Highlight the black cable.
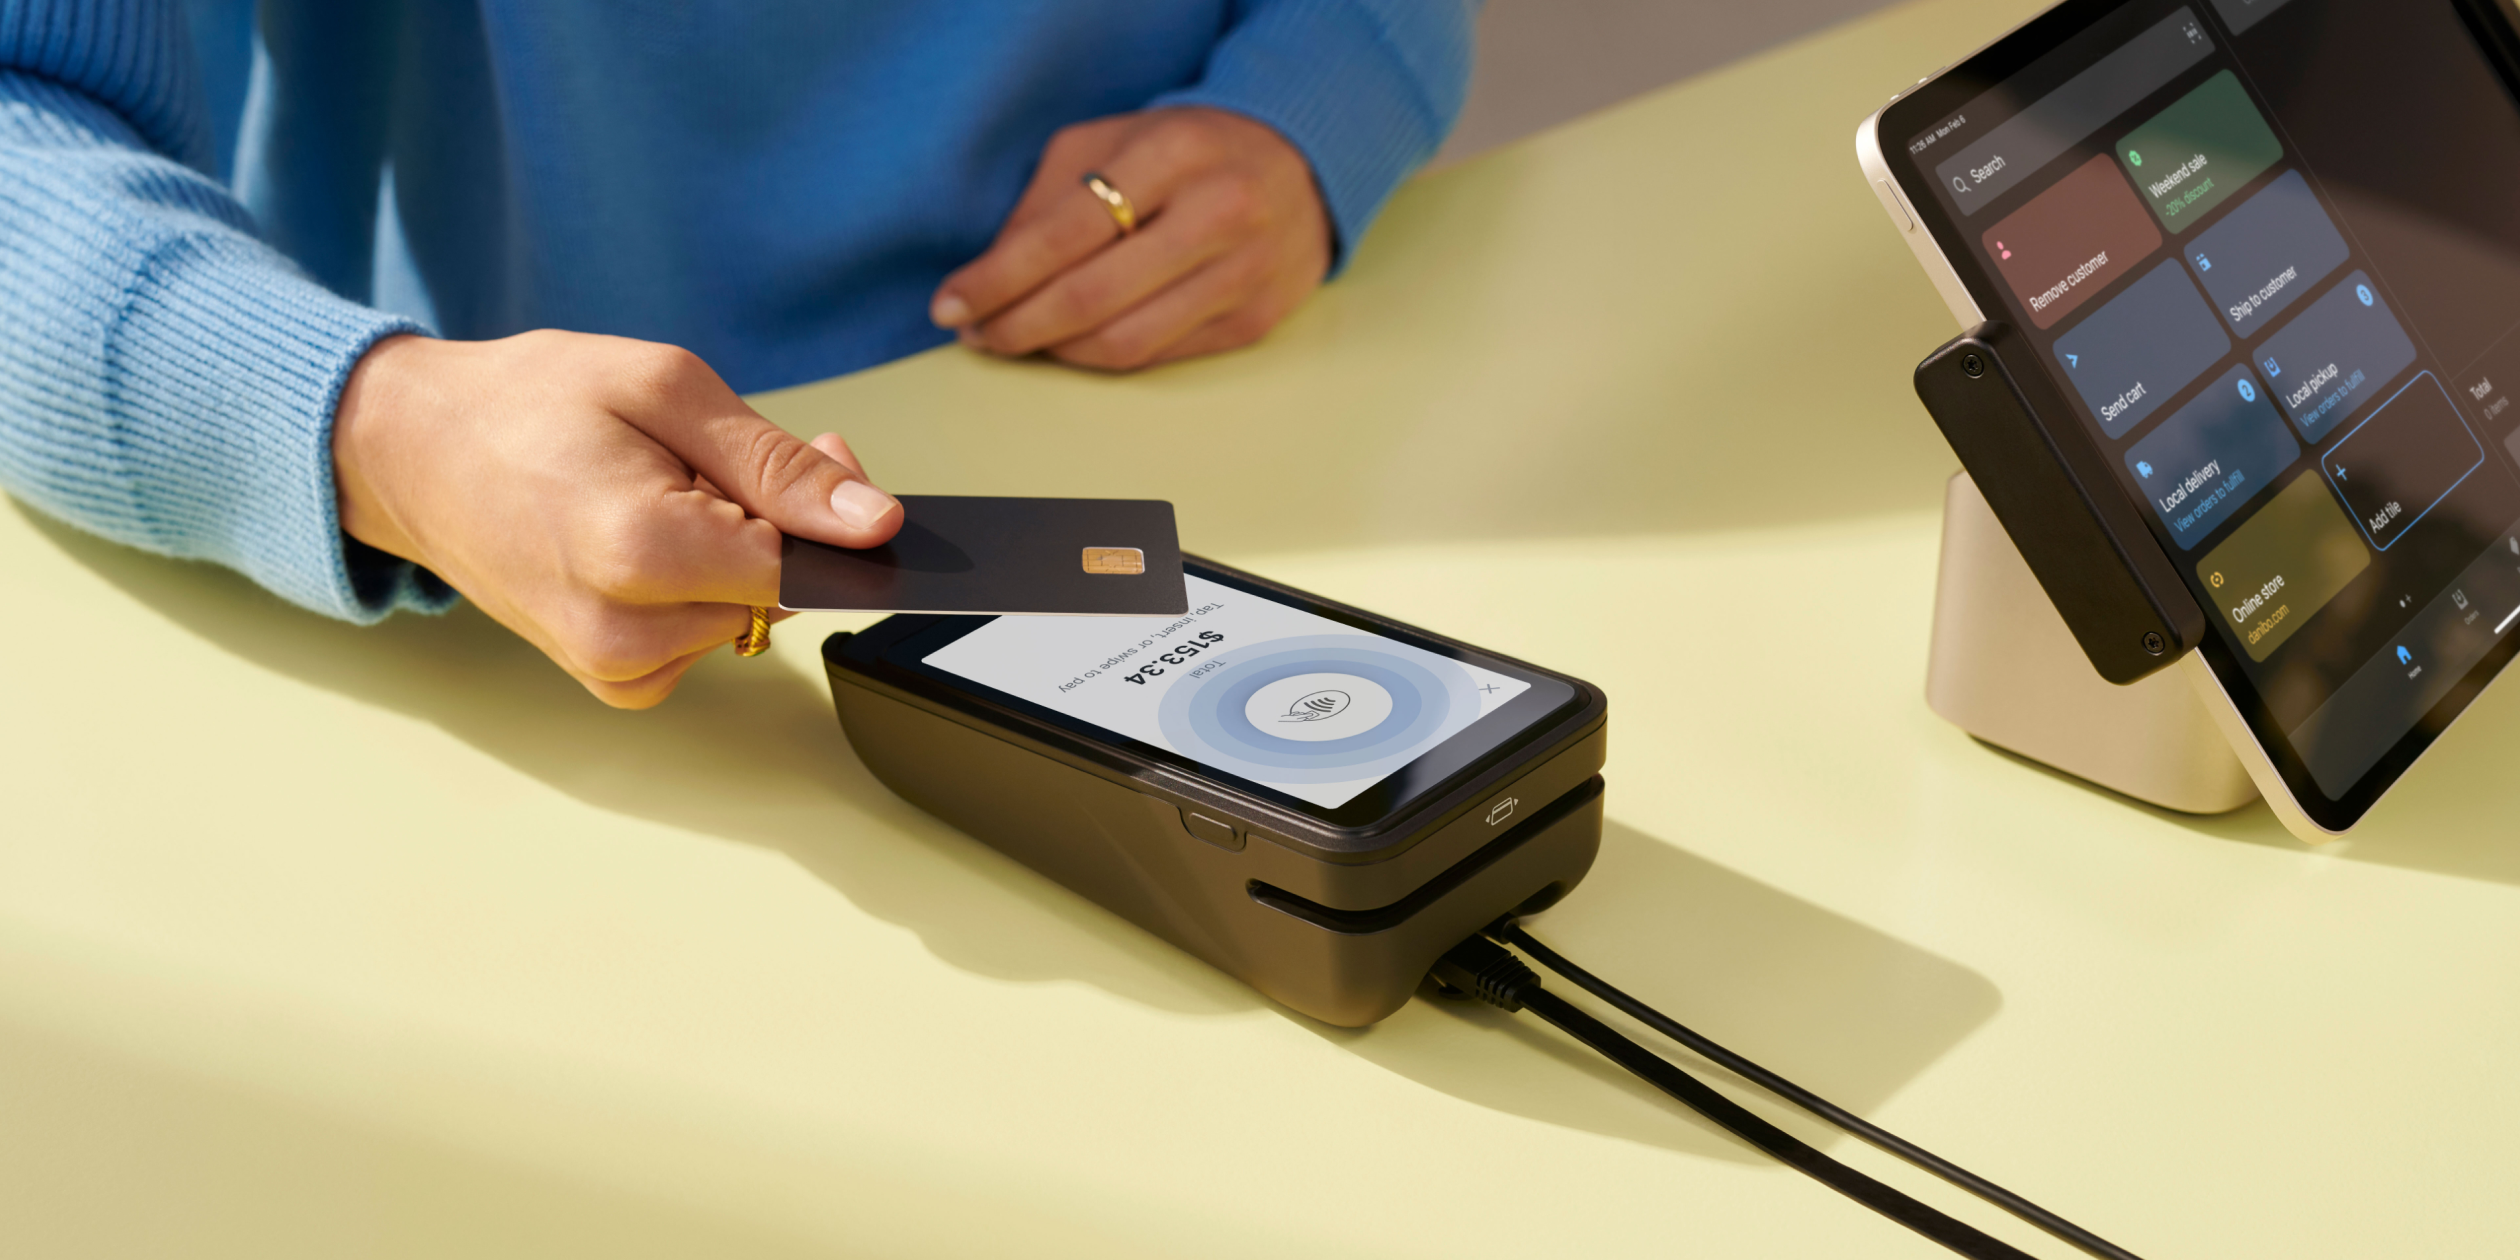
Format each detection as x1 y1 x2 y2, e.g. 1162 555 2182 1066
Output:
1490 920 2146 1260
1435 935 2038 1260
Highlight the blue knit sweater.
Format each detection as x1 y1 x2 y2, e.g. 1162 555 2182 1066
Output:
0 0 1470 621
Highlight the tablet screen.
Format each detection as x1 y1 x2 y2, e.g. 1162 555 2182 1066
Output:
1876 0 2520 826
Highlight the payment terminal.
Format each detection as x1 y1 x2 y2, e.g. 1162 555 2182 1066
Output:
821 558 1608 1026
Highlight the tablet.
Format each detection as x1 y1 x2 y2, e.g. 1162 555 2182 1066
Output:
1859 0 2520 835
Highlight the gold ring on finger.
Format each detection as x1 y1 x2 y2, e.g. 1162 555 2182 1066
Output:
734 606 772 657
1081 171 1138 236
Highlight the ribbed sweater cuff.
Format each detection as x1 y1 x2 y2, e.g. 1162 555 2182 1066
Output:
1153 0 1468 275
107 233 452 622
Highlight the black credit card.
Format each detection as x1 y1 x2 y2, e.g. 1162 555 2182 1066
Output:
779 495 1187 615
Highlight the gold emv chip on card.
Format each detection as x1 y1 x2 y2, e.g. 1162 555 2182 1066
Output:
781 496 1184 614
1082 546 1146 575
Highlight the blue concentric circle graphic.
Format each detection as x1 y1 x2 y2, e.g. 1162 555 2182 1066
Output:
1155 635 1484 785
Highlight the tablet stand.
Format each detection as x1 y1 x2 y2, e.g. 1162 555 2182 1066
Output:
1929 472 2258 814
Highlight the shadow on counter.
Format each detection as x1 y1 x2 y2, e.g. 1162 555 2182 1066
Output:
33 506 2002 1163
1313 819 2003 1163
1962 687 2520 885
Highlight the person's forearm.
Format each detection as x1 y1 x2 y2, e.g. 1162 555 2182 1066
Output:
0 66 442 622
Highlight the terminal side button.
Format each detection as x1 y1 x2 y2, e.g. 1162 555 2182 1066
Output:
1180 809 1243 851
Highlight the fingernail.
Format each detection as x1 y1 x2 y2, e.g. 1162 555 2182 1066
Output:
831 479 899 530
931 293 970 328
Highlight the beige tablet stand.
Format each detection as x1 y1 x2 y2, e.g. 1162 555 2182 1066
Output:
1929 472 2259 814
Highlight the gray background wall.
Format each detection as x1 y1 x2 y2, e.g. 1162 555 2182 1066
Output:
1439 0 1903 164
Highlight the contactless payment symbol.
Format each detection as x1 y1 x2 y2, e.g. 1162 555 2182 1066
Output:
1280 690 1350 723
1156 635 1493 795
1243 672 1396 744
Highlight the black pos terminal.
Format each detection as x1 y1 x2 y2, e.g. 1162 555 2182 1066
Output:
820 558 1608 1027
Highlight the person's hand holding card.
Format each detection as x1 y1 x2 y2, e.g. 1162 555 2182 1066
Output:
333 331 905 710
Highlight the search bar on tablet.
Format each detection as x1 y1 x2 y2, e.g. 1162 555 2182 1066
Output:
1936 8 2214 215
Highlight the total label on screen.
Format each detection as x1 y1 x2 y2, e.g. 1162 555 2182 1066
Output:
922 576 1529 808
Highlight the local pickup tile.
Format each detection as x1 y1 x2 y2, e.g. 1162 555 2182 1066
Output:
2254 270 2416 443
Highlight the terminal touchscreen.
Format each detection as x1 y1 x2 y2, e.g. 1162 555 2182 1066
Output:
1862 0 2520 832
868 563 1582 827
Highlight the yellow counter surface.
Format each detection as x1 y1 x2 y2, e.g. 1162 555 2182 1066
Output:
7 1 2518 1255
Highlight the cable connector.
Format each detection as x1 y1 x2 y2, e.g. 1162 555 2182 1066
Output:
1432 933 1541 1011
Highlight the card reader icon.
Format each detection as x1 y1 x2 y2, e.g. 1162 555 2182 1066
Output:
1486 797 1519 827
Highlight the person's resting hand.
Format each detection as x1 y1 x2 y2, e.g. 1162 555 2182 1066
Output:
928 106 1332 371
331 331 904 708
